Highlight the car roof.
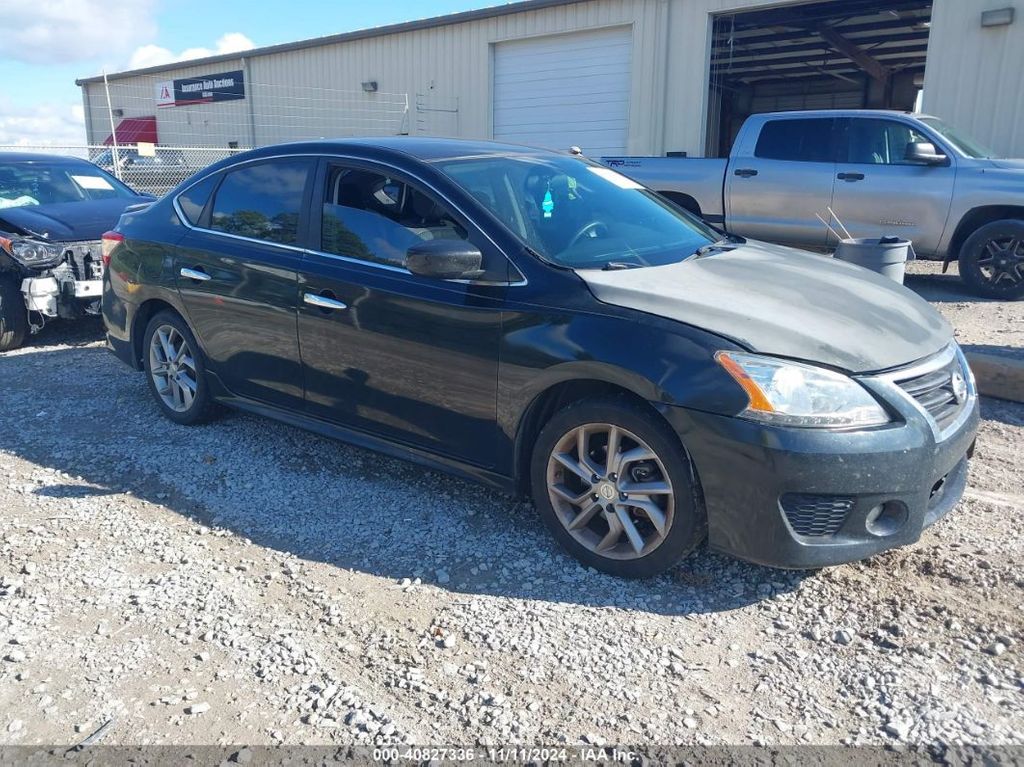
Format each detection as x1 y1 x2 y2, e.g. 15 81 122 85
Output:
0 152 95 165
240 136 565 164
751 109 937 120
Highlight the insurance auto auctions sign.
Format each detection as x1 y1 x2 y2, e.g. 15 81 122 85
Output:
155 70 245 108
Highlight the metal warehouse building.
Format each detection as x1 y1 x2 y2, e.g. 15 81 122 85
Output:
77 0 1024 160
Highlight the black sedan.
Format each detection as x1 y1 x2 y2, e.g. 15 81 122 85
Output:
101 138 979 577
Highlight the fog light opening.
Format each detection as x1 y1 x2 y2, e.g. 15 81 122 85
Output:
865 502 908 537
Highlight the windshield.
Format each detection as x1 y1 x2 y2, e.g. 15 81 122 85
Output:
435 154 717 268
919 117 999 159
0 161 137 208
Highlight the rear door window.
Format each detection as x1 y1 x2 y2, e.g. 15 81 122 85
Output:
754 118 837 162
209 159 313 245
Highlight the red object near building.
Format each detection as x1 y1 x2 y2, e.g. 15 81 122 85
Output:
103 116 158 145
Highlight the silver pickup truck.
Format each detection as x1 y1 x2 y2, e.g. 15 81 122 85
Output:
603 109 1024 299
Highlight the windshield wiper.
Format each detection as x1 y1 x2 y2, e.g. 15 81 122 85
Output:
602 261 641 271
693 233 744 258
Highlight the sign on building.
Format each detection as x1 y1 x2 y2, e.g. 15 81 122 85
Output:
155 70 245 108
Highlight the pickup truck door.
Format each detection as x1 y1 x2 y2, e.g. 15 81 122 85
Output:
830 118 956 255
725 116 838 248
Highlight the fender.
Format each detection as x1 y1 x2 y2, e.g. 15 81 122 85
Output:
496 306 750 477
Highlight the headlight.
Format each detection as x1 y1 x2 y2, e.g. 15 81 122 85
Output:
716 351 890 428
0 236 63 268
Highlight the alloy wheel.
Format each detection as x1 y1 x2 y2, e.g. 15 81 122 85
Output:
149 324 198 413
976 235 1024 288
545 423 674 560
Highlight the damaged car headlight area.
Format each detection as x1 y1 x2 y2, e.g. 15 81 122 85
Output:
716 351 891 428
0 236 64 268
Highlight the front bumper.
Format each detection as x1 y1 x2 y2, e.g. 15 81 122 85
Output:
18 240 105 321
662 353 981 569
22 276 102 317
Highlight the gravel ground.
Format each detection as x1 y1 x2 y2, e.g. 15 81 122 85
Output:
904 260 1022 355
0 274 1022 750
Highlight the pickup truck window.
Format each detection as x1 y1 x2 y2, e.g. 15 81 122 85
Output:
754 119 836 163
842 119 931 165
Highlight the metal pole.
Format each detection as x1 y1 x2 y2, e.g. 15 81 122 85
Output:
242 56 256 148
102 69 121 180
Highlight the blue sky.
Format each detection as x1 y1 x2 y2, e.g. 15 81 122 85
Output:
0 0 502 145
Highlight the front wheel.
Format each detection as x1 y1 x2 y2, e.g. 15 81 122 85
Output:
142 311 218 425
530 397 706 578
0 275 28 352
959 219 1024 299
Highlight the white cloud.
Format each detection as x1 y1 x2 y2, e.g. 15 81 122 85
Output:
129 33 256 71
0 101 87 148
0 0 158 65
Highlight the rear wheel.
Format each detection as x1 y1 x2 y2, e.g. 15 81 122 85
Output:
530 396 706 578
142 311 218 425
0 275 28 352
959 219 1024 299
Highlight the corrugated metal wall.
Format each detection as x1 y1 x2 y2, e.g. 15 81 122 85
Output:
85 0 669 152
922 0 1024 158
86 0 771 156
82 0 1023 159
84 58 250 147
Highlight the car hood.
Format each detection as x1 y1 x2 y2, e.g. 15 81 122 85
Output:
576 241 952 374
0 198 148 241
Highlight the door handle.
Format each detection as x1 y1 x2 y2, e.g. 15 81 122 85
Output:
734 168 759 178
180 267 211 282
837 172 865 181
303 292 348 311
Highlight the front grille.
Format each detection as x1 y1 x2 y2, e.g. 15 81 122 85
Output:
780 494 854 537
894 351 967 431
59 240 103 280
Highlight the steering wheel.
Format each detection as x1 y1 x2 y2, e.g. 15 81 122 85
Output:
568 221 609 249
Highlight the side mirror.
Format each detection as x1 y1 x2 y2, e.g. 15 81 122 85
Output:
406 239 483 280
905 142 948 166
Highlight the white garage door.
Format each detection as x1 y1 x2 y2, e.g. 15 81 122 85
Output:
492 27 632 156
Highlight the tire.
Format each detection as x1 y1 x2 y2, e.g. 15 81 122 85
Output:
0 275 28 352
142 310 218 425
530 396 706 578
958 219 1024 300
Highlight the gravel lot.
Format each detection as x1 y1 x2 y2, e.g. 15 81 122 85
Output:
1 271 1022 751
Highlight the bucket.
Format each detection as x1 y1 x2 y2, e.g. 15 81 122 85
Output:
833 236 916 284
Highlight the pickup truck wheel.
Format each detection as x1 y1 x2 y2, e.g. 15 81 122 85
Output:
959 220 1024 299
142 311 218 425
530 397 706 579
0 275 28 352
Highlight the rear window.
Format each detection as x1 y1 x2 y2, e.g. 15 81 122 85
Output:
209 159 312 245
754 118 836 163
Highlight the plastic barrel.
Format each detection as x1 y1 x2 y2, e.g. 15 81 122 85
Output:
833 237 915 284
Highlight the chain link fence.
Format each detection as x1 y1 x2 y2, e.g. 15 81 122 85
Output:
4 85 463 197
0 144 252 197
